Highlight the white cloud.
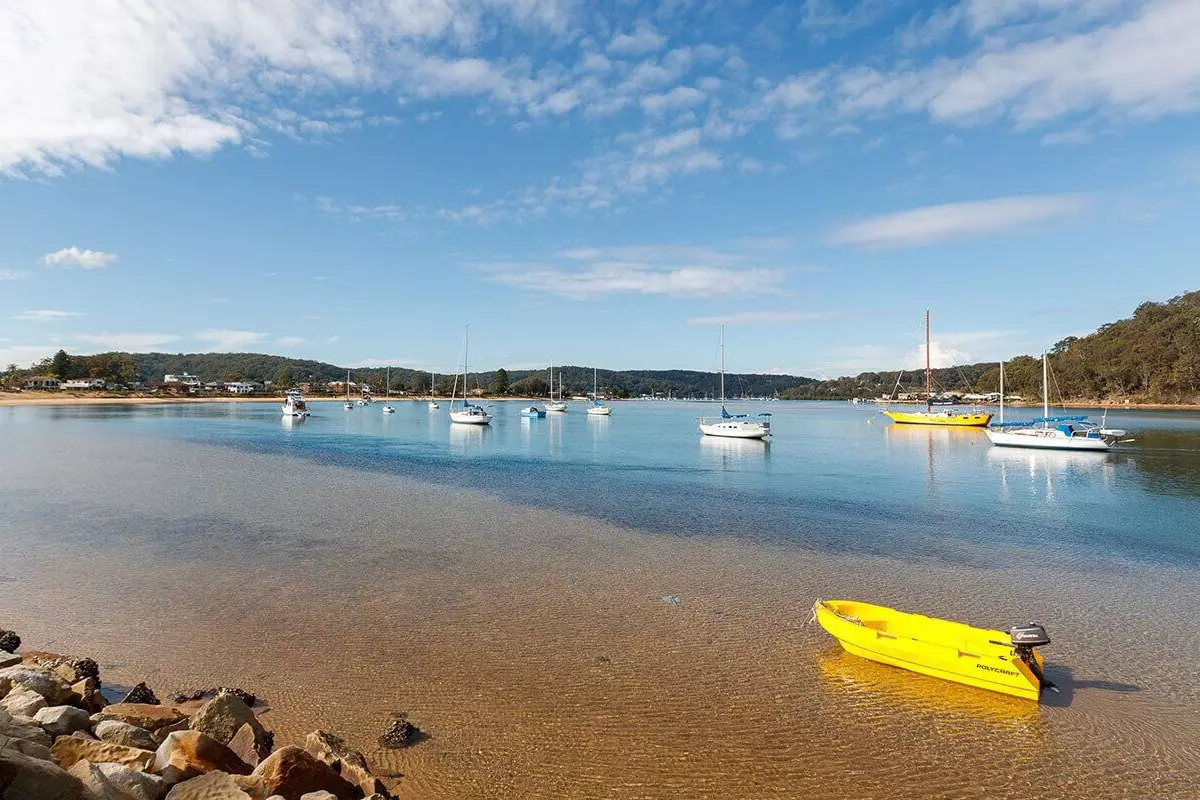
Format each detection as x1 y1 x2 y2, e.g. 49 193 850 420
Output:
687 310 838 325
39 247 118 269
828 194 1089 248
478 241 792 300
77 332 180 351
641 86 707 114
608 22 667 56
277 336 305 347
12 310 84 322
764 74 825 108
193 329 267 351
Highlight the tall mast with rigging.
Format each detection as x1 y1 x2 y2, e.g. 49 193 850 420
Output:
925 309 932 413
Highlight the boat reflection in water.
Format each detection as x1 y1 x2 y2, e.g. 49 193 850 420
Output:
698 434 770 472
817 648 1043 728
988 444 1117 500
280 413 307 429
448 420 488 456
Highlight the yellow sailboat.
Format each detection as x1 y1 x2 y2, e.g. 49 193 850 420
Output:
881 310 992 427
813 600 1054 702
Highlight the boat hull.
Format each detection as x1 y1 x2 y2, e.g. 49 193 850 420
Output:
698 421 770 439
544 402 568 413
883 410 992 427
814 600 1043 702
450 412 491 425
986 430 1109 451
586 406 611 416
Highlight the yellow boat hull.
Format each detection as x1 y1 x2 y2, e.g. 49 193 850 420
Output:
883 410 992 427
814 600 1044 702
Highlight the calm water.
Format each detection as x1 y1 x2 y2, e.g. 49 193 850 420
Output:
2 400 1198 798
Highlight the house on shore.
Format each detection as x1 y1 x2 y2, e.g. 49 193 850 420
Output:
22 376 61 390
225 381 264 395
164 373 202 387
63 379 107 390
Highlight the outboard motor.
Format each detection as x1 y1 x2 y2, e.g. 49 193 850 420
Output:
1009 623 1056 692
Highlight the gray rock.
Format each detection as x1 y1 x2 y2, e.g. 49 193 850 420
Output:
0 630 19 654
0 731 54 762
95 720 159 751
0 653 21 670
0 746 84 800
299 792 339 800
0 708 52 747
68 761 166 800
0 666 73 705
188 694 262 746
163 771 250 799
34 706 92 738
1 689 47 718
120 683 159 706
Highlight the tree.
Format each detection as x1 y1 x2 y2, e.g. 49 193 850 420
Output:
409 371 430 395
489 368 509 395
273 366 296 389
50 349 73 379
509 376 548 397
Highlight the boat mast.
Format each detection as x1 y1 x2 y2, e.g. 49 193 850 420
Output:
999 361 1005 424
385 366 390 402
719 324 726 405
593 367 598 402
346 369 350 402
924 309 931 413
464 325 470 408
1042 351 1049 419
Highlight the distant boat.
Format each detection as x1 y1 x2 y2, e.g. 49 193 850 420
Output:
586 367 611 416
519 406 546 419
985 354 1127 451
881 310 991 427
281 389 310 418
449 325 492 426
344 370 353 411
382 366 395 414
428 372 439 410
544 364 567 413
698 325 770 439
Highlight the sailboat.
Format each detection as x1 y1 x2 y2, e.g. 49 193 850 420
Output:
586 367 611 416
382 366 395 413
544 364 568 413
343 370 353 411
449 325 492 426
698 325 770 439
882 310 991 427
985 354 1127 451
428 373 439 410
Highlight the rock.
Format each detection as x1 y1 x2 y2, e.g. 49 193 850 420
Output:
52 664 82 686
249 747 357 800
298 793 338 800
152 720 191 745
68 760 167 800
34 706 92 738
0 653 21 670
50 737 155 773
163 771 251 799
227 725 273 769
230 774 270 800
69 731 98 740
1 690 47 718
153 731 251 785
189 695 262 746
95 720 159 751
71 679 107 714
214 689 255 708
0 731 54 762
0 666 73 705
376 719 418 749
95 704 185 732
0 631 19 654
0 747 84 800
303 732 387 798
121 684 160 706
167 691 207 705
0 709 52 747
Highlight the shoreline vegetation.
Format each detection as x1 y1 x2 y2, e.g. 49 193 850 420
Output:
0 630 410 799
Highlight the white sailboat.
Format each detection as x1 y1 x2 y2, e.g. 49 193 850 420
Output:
428 372 439 410
985 354 1127 451
343 370 353 410
586 367 611 416
449 325 492 426
382 366 395 413
698 325 770 439
544 364 568 412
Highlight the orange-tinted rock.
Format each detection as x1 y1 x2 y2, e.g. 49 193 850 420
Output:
303 732 388 798
153 731 251 784
50 736 155 772
163 770 252 799
96 704 186 732
189 695 262 746
249 747 357 800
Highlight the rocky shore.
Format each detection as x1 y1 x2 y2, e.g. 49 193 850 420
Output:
0 630 410 800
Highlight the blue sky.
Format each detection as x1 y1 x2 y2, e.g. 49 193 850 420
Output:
2 0 1198 377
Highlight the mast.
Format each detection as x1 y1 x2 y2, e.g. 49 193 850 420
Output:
346 369 350 402
999 361 1005 424
719 324 726 405
385 366 390 402
925 309 931 413
1042 351 1049 419
463 325 470 408
593 367 597 402
548 363 553 401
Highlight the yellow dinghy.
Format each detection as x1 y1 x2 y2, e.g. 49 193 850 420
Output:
882 409 992 427
814 600 1054 702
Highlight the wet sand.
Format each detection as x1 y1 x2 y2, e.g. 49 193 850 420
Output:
2 433 1198 799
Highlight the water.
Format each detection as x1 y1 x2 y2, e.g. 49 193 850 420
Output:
1 400 1198 798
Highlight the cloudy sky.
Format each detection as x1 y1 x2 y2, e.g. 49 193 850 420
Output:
2 0 1197 376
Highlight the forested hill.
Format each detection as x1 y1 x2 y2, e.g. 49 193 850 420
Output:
783 291 1200 403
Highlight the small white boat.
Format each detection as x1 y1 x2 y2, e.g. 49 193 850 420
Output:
985 354 1128 452
519 406 546 419
698 325 770 440
544 364 567 413
428 372 439 409
586 367 611 416
382 366 395 414
281 390 310 418
343 369 353 410
449 325 492 426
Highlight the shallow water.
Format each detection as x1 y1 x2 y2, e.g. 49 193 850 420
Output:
1 400 1198 798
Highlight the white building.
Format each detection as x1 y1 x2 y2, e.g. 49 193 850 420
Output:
164 373 202 387
63 379 106 390
225 381 264 395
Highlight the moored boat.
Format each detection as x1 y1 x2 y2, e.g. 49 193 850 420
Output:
449 325 492 426
813 599 1053 702
281 390 310 418
519 406 546 419
698 325 770 439
882 311 991 427
586 367 611 416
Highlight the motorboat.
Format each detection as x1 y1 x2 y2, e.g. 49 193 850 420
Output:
519 406 546 419
281 390 310 418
